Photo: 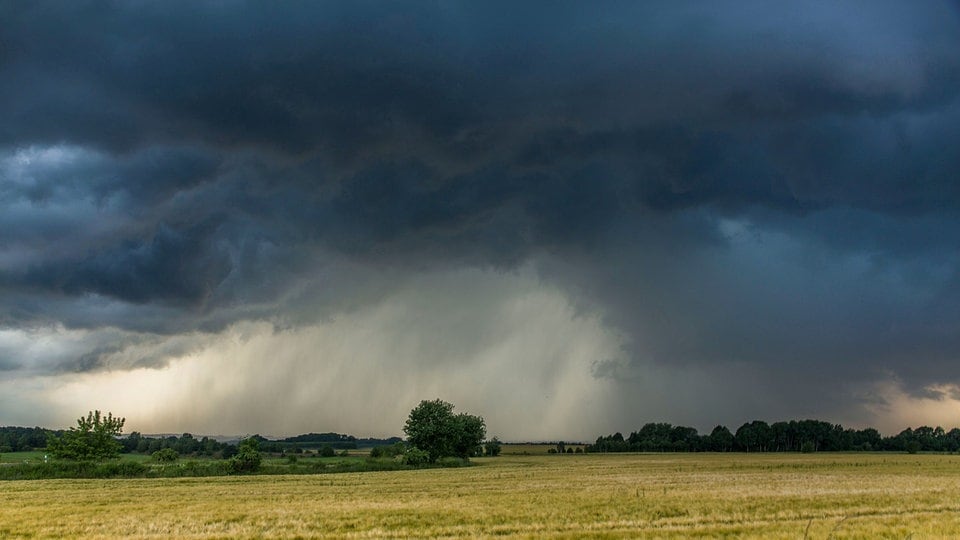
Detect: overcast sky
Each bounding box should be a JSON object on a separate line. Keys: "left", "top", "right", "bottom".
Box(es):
{"left": 2, "top": 1, "right": 960, "bottom": 439}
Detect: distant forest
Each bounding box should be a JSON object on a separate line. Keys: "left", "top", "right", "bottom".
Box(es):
{"left": 588, "top": 420, "right": 960, "bottom": 453}
{"left": 0, "top": 427, "right": 401, "bottom": 456}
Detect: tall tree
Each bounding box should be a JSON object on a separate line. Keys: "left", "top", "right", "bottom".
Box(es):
{"left": 403, "top": 399, "right": 486, "bottom": 462}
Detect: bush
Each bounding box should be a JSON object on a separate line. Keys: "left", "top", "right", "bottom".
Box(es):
{"left": 95, "top": 460, "right": 148, "bottom": 477}
{"left": 152, "top": 448, "right": 179, "bottom": 462}
{"left": 371, "top": 442, "right": 406, "bottom": 458}
{"left": 905, "top": 441, "right": 922, "bottom": 454}
{"left": 484, "top": 437, "right": 502, "bottom": 457}
{"left": 402, "top": 447, "right": 431, "bottom": 467}
{"left": 800, "top": 441, "right": 816, "bottom": 453}
{"left": 320, "top": 445, "right": 336, "bottom": 457}
{"left": 229, "top": 437, "right": 262, "bottom": 473}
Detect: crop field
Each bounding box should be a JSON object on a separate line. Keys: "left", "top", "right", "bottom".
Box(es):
{"left": 3, "top": 453, "right": 960, "bottom": 538}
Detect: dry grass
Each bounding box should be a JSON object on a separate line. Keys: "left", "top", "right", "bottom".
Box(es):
{"left": 2, "top": 453, "right": 959, "bottom": 538}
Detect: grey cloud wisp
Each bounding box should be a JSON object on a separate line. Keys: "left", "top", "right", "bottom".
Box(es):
{"left": 2, "top": 1, "right": 960, "bottom": 434}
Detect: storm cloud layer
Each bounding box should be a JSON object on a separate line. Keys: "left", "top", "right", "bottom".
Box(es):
{"left": 2, "top": 1, "right": 960, "bottom": 436}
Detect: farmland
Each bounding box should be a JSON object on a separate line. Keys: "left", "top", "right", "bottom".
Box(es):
{"left": 3, "top": 453, "right": 960, "bottom": 538}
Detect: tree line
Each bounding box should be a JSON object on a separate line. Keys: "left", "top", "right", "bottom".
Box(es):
{"left": 587, "top": 420, "right": 960, "bottom": 453}
{"left": 0, "top": 402, "right": 490, "bottom": 481}
{"left": 2, "top": 427, "right": 405, "bottom": 457}
{"left": 0, "top": 426, "right": 58, "bottom": 453}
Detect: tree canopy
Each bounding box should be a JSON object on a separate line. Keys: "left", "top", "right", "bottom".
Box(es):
{"left": 47, "top": 410, "right": 125, "bottom": 460}
{"left": 403, "top": 399, "right": 486, "bottom": 462}
{"left": 587, "top": 419, "right": 960, "bottom": 453}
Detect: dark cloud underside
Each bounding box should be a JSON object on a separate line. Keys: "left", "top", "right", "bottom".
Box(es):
{"left": 2, "top": 1, "right": 960, "bottom": 428}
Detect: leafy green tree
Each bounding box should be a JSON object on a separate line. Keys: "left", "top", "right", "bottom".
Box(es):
{"left": 229, "top": 437, "right": 262, "bottom": 473}
{"left": 47, "top": 411, "right": 125, "bottom": 460}
{"left": 735, "top": 420, "right": 771, "bottom": 452}
{"left": 403, "top": 399, "right": 486, "bottom": 462}
{"left": 708, "top": 425, "right": 734, "bottom": 452}
{"left": 452, "top": 412, "right": 486, "bottom": 458}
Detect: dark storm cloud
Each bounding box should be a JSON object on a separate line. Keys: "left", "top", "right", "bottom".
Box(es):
{"left": 3, "top": 1, "right": 960, "bottom": 415}
{"left": 14, "top": 220, "right": 231, "bottom": 305}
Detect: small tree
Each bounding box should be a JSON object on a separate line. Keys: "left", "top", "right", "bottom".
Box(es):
{"left": 229, "top": 437, "right": 262, "bottom": 473}
{"left": 47, "top": 411, "right": 125, "bottom": 460}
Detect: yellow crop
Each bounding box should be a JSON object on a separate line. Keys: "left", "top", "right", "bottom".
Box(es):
{"left": 2, "top": 453, "right": 958, "bottom": 538}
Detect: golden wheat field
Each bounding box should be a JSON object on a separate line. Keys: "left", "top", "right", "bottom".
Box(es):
{"left": 2, "top": 453, "right": 960, "bottom": 538}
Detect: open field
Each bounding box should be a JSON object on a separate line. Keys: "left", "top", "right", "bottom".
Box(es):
{"left": 3, "top": 453, "right": 960, "bottom": 538}
{"left": 0, "top": 451, "right": 48, "bottom": 464}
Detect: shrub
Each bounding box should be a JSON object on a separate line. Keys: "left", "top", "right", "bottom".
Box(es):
{"left": 800, "top": 441, "right": 816, "bottom": 453}
{"left": 905, "top": 441, "right": 922, "bottom": 454}
{"left": 229, "top": 437, "right": 262, "bottom": 473}
{"left": 484, "top": 437, "right": 502, "bottom": 457}
{"left": 152, "top": 448, "right": 179, "bottom": 462}
{"left": 320, "top": 445, "right": 336, "bottom": 457}
{"left": 371, "top": 442, "right": 406, "bottom": 459}
{"left": 94, "top": 460, "right": 148, "bottom": 477}
{"left": 402, "top": 447, "right": 431, "bottom": 467}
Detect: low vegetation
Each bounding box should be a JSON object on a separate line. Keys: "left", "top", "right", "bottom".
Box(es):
{"left": 0, "top": 403, "right": 486, "bottom": 480}
{"left": 7, "top": 403, "right": 960, "bottom": 536}
{"left": 6, "top": 404, "right": 960, "bottom": 484}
